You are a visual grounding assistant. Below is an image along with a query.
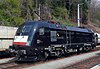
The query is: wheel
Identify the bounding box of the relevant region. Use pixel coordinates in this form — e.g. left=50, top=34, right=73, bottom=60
left=76, top=47, right=81, bottom=54
left=44, top=52, right=49, bottom=58
left=40, top=52, right=49, bottom=61
left=56, top=51, right=62, bottom=57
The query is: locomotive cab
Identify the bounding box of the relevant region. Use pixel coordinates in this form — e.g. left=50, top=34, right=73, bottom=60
left=9, top=22, right=37, bottom=59
left=13, top=23, right=33, bottom=47
left=9, top=21, right=51, bottom=61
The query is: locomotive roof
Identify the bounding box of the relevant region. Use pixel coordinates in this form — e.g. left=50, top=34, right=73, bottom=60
left=66, top=26, right=92, bottom=33
left=23, top=21, right=93, bottom=33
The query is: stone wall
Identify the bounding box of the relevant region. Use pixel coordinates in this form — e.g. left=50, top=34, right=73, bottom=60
left=0, top=26, right=17, bottom=51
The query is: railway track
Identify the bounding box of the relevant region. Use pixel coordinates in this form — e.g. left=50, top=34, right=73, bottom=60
left=61, top=55, right=100, bottom=69
left=0, top=57, right=19, bottom=69
left=0, top=46, right=99, bottom=69
left=0, top=60, right=44, bottom=69
left=0, top=62, right=17, bottom=69
left=0, top=62, right=30, bottom=69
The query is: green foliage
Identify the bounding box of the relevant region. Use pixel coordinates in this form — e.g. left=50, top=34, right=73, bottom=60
left=52, top=7, right=68, bottom=18
left=0, top=0, right=91, bottom=27
left=51, top=7, right=73, bottom=26
left=0, top=0, right=23, bottom=27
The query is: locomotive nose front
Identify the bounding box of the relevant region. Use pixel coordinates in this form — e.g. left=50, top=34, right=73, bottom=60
left=13, top=36, right=29, bottom=46
left=13, top=23, right=33, bottom=47
left=8, top=22, right=37, bottom=57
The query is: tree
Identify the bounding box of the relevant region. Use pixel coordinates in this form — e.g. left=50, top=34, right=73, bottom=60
left=0, top=0, right=23, bottom=26
left=90, top=0, right=100, bottom=25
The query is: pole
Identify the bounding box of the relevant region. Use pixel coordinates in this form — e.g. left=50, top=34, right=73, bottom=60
left=77, top=4, right=80, bottom=27
left=38, top=4, right=41, bottom=20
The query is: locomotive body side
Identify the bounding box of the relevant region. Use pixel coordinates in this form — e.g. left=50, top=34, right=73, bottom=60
left=9, top=21, right=96, bottom=61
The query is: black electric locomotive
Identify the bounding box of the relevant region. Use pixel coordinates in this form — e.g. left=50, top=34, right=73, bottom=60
left=9, top=21, right=96, bottom=61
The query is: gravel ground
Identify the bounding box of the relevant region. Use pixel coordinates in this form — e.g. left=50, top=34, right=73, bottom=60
left=24, top=50, right=100, bottom=69
left=61, top=56, right=100, bottom=69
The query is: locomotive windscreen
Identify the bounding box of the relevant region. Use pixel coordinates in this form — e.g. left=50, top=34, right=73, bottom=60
left=16, top=25, right=32, bottom=36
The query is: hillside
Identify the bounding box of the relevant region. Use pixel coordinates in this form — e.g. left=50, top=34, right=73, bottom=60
left=88, top=0, right=100, bottom=33
left=0, top=0, right=89, bottom=27
left=83, top=23, right=100, bottom=33
left=0, top=0, right=99, bottom=33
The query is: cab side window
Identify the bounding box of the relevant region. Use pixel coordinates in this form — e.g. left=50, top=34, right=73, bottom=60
left=39, top=28, right=44, bottom=35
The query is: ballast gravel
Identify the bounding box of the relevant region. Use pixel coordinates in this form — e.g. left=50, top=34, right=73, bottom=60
left=24, top=50, right=100, bottom=69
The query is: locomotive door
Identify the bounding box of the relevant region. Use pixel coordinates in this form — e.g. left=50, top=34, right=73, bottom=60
left=36, top=27, right=50, bottom=47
